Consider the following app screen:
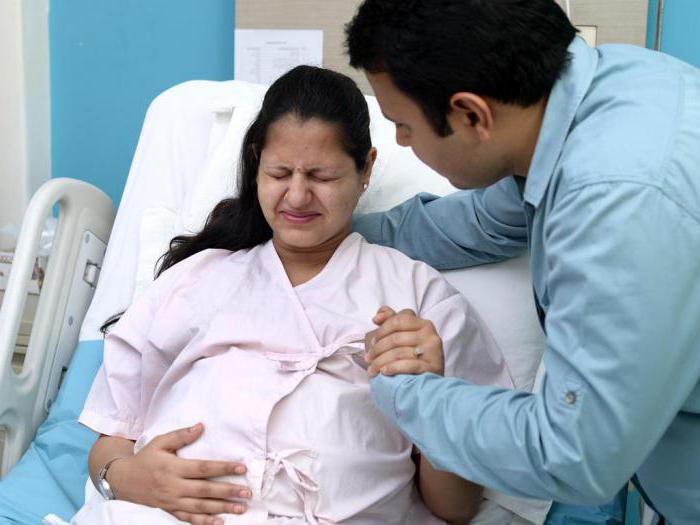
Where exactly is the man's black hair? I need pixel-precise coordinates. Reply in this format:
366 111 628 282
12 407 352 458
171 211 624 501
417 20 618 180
346 0 577 136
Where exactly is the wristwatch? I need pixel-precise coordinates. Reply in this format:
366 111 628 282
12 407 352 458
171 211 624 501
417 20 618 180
96 456 127 500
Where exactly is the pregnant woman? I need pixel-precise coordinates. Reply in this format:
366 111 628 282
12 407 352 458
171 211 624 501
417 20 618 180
73 65 513 525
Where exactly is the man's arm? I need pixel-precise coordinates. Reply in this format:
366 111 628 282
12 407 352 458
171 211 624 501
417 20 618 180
370 182 700 503
353 176 528 270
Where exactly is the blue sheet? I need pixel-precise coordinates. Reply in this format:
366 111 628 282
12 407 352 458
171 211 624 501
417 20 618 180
0 340 103 524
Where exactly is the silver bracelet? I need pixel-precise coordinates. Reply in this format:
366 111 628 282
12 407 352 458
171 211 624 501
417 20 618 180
96 456 129 500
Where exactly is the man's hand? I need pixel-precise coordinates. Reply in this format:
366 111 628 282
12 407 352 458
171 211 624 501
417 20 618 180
364 306 445 378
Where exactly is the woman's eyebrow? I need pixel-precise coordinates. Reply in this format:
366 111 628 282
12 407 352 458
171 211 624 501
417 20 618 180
264 165 340 175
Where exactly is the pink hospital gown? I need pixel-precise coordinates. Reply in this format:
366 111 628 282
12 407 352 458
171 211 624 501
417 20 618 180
77 233 513 524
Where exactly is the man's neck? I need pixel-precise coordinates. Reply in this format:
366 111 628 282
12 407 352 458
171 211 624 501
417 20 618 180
505 96 549 178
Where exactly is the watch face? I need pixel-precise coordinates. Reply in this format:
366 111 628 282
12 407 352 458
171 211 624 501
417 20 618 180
98 477 114 500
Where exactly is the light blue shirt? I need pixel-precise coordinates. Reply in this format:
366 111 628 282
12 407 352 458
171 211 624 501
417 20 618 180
354 38 700 524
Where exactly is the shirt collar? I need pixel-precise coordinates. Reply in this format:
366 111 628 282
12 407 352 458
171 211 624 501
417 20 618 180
524 37 599 207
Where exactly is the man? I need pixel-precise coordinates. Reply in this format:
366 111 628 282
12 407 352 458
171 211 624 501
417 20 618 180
346 1 700 523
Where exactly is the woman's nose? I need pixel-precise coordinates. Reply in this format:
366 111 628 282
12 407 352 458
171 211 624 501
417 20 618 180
285 172 312 207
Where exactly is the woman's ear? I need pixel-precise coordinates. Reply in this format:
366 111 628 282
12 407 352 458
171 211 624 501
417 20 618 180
361 147 378 189
448 93 494 143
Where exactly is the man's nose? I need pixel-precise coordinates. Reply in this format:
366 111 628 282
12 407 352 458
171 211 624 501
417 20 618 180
395 128 410 148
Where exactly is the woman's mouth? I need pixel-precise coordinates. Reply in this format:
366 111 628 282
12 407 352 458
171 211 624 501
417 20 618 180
280 211 321 224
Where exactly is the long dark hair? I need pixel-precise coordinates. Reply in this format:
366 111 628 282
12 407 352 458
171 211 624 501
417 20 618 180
100 65 372 334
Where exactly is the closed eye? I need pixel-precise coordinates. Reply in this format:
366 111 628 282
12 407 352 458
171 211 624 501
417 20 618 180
308 169 340 182
310 174 338 182
265 169 291 179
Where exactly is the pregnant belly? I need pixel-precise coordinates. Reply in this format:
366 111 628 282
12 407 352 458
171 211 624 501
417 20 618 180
263 356 416 523
139 350 417 523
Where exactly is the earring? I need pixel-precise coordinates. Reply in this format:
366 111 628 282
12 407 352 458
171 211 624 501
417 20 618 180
362 183 368 191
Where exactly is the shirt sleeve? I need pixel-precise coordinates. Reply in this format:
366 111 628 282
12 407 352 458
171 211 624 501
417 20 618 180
78 288 158 440
78 250 210 439
370 181 700 504
352 176 528 270
418 276 513 390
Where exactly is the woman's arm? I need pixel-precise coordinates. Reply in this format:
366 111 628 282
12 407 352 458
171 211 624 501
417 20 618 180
87 424 251 525
365 305 490 523
417 454 482 524
87 434 135 495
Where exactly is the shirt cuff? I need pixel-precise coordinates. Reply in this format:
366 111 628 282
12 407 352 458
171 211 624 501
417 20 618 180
370 374 412 424
78 409 143 441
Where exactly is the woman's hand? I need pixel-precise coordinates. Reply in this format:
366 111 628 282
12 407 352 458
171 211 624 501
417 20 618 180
96 424 251 525
364 306 445 378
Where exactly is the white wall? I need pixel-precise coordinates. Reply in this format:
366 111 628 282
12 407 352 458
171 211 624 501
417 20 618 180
0 0 50 250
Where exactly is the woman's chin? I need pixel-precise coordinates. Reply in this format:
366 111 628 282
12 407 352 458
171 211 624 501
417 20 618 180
273 228 348 252
274 230 324 250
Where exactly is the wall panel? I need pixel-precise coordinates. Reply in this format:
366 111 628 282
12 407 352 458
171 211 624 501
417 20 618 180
50 0 234 206
236 1 367 93
559 0 649 46
237 1 650 96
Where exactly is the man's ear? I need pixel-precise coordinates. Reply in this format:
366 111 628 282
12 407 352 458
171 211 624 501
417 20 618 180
448 93 494 142
361 147 378 188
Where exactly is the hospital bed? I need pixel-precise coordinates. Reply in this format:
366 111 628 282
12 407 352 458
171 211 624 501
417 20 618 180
0 80 552 524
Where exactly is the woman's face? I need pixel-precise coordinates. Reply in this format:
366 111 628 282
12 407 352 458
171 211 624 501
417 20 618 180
257 115 374 251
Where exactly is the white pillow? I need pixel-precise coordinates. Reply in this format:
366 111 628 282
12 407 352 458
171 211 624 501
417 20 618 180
443 257 545 392
181 104 260 234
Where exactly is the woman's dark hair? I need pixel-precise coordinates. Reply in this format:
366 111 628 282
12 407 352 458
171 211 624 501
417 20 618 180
345 0 577 136
100 65 372 334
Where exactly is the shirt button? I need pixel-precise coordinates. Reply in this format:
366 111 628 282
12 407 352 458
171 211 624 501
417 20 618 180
564 391 577 405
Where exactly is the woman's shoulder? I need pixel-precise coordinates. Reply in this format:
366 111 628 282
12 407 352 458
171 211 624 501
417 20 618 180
355 234 443 278
157 248 231 280
354 234 459 310
144 247 257 300
163 246 260 274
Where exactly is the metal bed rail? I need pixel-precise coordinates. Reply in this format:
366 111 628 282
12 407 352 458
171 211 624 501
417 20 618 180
0 178 115 476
